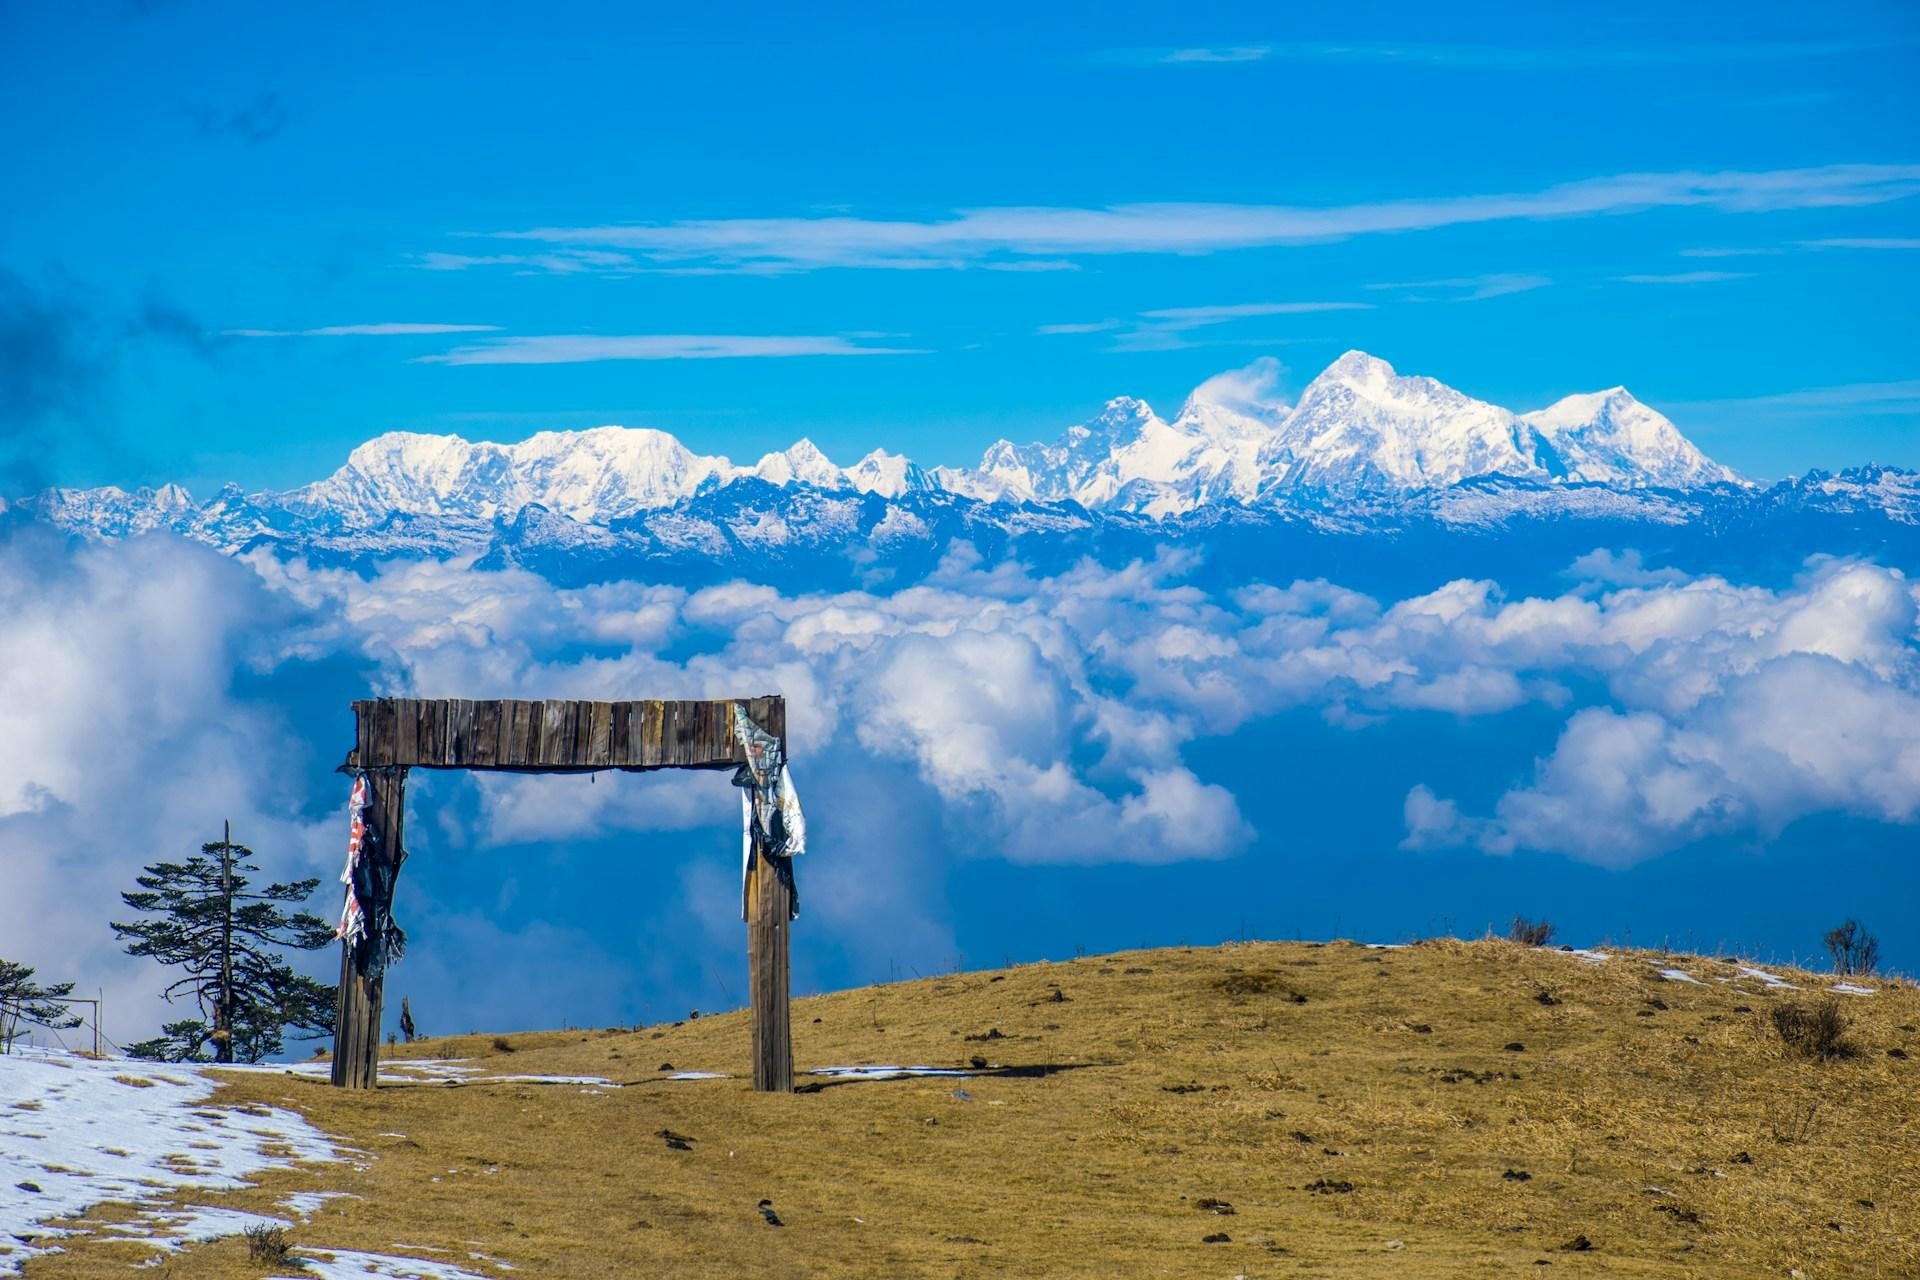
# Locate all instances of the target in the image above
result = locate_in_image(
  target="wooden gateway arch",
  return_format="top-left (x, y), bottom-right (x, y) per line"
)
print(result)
top-left (330, 695), bottom-right (799, 1092)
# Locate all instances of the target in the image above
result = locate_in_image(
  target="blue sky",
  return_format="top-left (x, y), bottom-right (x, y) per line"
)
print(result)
top-left (3, 0), bottom-right (1917, 495)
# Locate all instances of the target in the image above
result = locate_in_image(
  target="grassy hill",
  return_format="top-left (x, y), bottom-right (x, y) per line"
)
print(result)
top-left (23, 938), bottom-right (1920, 1278)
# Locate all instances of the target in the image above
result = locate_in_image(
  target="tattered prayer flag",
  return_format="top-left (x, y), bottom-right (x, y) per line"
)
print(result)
top-left (731, 702), bottom-right (806, 921)
top-left (336, 774), bottom-right (369, 945)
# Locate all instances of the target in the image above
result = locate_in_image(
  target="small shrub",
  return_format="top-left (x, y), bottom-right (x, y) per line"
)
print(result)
top-left (1508, 916), bottom-right (1555, 947)
top-left (491, 1035), bottom-right (515, 1053)
top-left (1771, 999), bottom-right (1855, 1061)
top-left (1216, 971), bottom-right (1290, 997)
top-left (1824, 919), bottom-right (1879, 977)
top-left (244, 1223), bottom-right (294, 1264)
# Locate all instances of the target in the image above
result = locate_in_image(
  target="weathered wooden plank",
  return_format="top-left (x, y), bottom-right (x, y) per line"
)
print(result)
top-left (472, 700), bottom-right (501, 768)
top-left (639, 700), bottom-right (664, 767)
top-left (538, 700), bottom-right (569, 766)
top-left (746, 835), bottom-right (794, 1092)
top-left (373, 700), bottom-right (399, 767)
top-left (395, 698), bottom-right (418, 764)
top-left (332, 766), bottom-right (405, 1089)
top-left (524, 700), bottom-right (543, 766)
top-left (349, 696), bottom-right (779, 769)
top-left (411, 700), bottom-right (432, 764)
top-left (569, 700), bottom-right (591, 764)
top-left (505, 701), bottom-right (532, 767)
top-left (586, 701), bottom-right (613, 767)
top-left (610, 702), bottom-right (632, 765)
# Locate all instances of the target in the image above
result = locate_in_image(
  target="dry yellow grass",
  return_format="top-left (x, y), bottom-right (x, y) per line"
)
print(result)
top-left (23, 939), bottom-right (1920, 1278)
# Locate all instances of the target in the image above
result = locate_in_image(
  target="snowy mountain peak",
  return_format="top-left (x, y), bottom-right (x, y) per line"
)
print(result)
top-left (1319, 348), bottom-right (1400, 389)
top-left (1523, 389), bottom-right (1742, 488)
top-left (284, 425), bottom-right (741, 524)
top-left (1094, 395), bottom-right (1156, 428)
top-left (1268, 351), bottom-right (1546, 493)
top-left (847, 448), bottom-right (934, 498)
top-left (754, 438), bottom-right (849, 489)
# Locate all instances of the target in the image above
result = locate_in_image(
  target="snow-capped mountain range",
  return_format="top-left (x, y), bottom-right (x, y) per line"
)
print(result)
top-left (6, 350), bottom-right (1914, 586)
top-left (294, 349), bottom-right (1734, 522)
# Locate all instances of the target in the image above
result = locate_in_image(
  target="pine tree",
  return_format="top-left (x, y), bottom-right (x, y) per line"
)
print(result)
top-left (112, 822), bottom-right (338, 1063)
top-left (0, 960), bottom-right (83, 1053)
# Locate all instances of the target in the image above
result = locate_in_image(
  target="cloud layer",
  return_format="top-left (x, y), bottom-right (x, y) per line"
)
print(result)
top-left (4, 530), bottom-right (1916, 1043)
top-left (255, 545), bottom-right (1919, 874)
top-left (467, 165), bottom-right (1920, 273)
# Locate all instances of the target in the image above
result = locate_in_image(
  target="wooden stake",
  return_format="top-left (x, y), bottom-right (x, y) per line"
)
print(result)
top-left (745, 837), bottom-right (794, 1093)
top-left (331, 768), bottom-right (406, 1089)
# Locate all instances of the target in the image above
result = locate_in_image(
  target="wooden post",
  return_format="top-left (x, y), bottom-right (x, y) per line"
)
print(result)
top-left (331, 767), bottom-right (406, 1089)
top-left (745, 835), bottom-right (793, 1093)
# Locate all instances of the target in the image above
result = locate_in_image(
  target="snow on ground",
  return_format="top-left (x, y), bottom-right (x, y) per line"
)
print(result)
top-left (129, 1203), bottom-right (293, 1252)
top-left (0, 1048), bottom-right (341, 1273)
top-left (277, 1247), bottom-right (490, 1279)
top-left (1735, 966), bottom-right (1799, 990)
top-left (808, 1065), bottom-right (977, 1080)
top-left (282, 1189), bottom-right (359, 1218)
top-left (1655, 967), bottom-right (1707, 985)
top-left (0, 1049), bottom-right (528, 1276)
top-left (222, 1058), bottom-right (614, 1088)
top-left (1544, 947), bottom-right (1880, 994)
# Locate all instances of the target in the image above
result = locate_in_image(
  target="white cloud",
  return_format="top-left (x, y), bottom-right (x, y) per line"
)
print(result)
top-left (1393, 560), bottom-right (1920, 862)
top-left (1049, 303), bottom-right (1366, 353)
top-left (1037, 320), bottom-right (1124, 336)
top-left (1137, 302), bottom-right (1372, 326)
top-left (1800, 237), bottom-right (1920, 250)
top-left (415, 334), bottom-right (925, 365)
top-left (223, 323), bottom-right (501, 337)
top-left (473, 165), bottom-right (1920, 272)
top-left (1187, 356), bottom-right (1288, 411)
top-left (1431, 657), bottom-right (1920, 866)
top-left (1364, 273), bottom-right (1551, 300)
top-left (413, 249), bottom-right (640, 274)
top-left (1158, 46), bottom-right (1274, 64)
top-left (0, 533), bottom-right (341, 1049)
top-left (1131, 39), bottom-right (1885, 70)
top-left (1660, 379), bottom-right (1920, 421)
top-left (1613, 270), bottom-right (1754, 285)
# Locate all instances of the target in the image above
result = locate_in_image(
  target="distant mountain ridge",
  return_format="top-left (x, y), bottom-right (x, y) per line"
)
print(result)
top-left (6, 350), bottom-right (1915, 590)
top-left (14, 350), bottom-right (1745, 525)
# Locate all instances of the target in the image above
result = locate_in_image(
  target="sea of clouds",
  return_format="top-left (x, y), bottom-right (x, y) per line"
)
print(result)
top-left (2, 528), bottom-right (1915, 1043)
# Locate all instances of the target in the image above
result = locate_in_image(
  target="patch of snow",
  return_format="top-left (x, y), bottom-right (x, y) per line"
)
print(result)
top-left (1735, 966), bottom-right (1798, 990)
top-left (1830, 982), bottom-right (1877, 996)
top-left (220, 1059), bottom-right (611, 1088)
top-left (808, 1065), bottom-right (976, 1080)
top-left (134, 1204), bottom-right (291, 1252)
top-left (1563, 948), bottom-right (1610, 964)
top-left (665, 1071), bottom-right (729, 1081)
top-left (1655, 967), bottom-right (1706, 985)
top-left (0, 1049), bottom-right (342, 1275)
top-left (281, 1190), bottom-right (357, 1219)
top-left (281, 1248), bottom-right (491, 1279)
